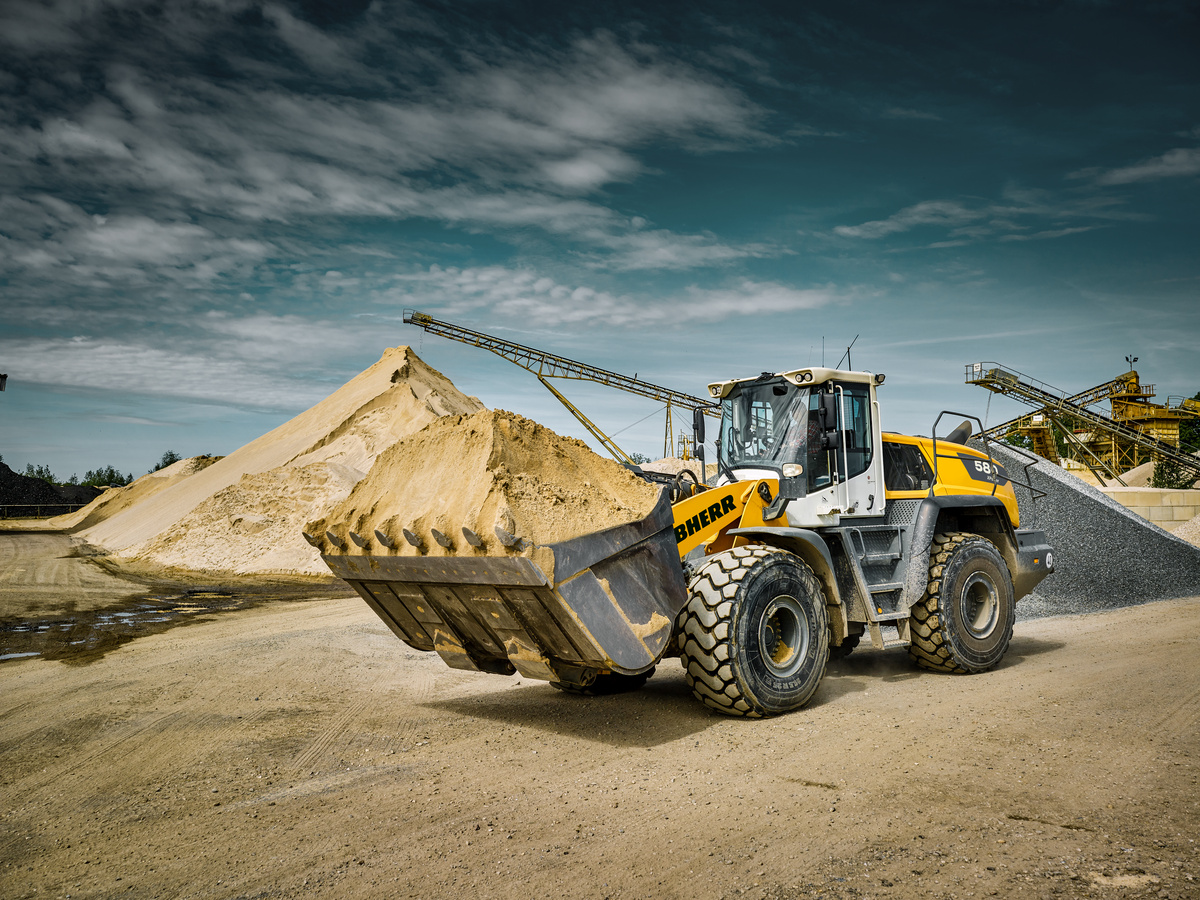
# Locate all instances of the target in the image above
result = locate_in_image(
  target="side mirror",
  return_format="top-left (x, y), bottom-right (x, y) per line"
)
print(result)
top-left (692, 406), bottom-right (706, 445)
top-left (819, 392), bottom-right (839, 449)
top-left (819, 392), bottom-right (838, 429)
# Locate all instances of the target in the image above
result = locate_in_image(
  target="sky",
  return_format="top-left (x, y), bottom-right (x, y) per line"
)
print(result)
top-left (2, 0), bottom-right (1198, 478)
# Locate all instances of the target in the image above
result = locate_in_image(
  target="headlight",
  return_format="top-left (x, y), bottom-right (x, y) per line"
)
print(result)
top-left (782, 464), bottom-right (804, 478)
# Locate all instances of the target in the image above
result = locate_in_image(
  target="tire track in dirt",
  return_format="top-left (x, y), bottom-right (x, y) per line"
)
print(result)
top-left (1150, 685), bottom-right (1200, 740)
top-left (289, 659), bottom-right (435, 774)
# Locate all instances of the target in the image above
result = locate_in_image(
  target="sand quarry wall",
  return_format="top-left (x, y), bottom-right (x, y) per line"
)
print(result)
top-left (80, 347), bottom-right (484, 576)
top-left (982, 443), bottom-right (1200, 617)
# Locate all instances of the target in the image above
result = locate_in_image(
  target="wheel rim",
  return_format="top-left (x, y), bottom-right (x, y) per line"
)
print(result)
top-left (758, 595), bottom-right (810, 678)
top-left (959, 572), bottom-right (1000, 640)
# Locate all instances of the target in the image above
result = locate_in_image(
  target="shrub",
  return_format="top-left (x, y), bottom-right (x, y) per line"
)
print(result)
top-left (152, 450), bottom-right (182, 472)
top-left (1150, 458), bottom-right (1197, 490)
top-left (24, 463), bottom-right (58, 484)
top-left (81, 466), bottom-right (133, 487)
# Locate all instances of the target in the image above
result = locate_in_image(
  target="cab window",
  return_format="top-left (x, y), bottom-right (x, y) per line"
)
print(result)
top-left (883, 441), bottom-right (933, 491)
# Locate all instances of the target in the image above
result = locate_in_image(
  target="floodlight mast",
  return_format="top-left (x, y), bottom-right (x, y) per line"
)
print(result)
top-left (402, 308), bottom-right (717, 465)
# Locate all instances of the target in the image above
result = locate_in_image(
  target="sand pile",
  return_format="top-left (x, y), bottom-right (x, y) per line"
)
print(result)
top-left (136, 463), bottom-right (366, 575)
top-left (1174, 512), bottom-right (1200, 548)
top-left (81, 347), bottom-right (483, 576)
top-left (309, 409), bottom-right (662, 558)
top-left (48, 456), bottom-right (219, 531)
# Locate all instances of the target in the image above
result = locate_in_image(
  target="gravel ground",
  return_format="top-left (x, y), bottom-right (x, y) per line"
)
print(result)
top-left (978, 442), bottom-right (1200, 620)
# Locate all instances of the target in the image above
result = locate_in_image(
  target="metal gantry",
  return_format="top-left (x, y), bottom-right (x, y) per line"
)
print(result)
top-left (967, 362), bottom-right (1200, 485)
top-left (403, 309), bottom-right (716, 463)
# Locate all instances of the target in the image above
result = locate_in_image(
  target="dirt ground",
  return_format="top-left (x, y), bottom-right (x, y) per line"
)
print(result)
top-left (1, 550), bottom-right (1198, 900)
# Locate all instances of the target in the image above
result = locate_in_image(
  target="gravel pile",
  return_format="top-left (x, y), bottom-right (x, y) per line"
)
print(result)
top-left (976, 442), bottom-right (1200, 619)
top-left (0, 462), bottom-right (102, 508)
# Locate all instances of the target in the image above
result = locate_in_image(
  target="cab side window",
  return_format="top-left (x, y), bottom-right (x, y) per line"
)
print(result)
top-left (883, 441), bottom-right (933, 491)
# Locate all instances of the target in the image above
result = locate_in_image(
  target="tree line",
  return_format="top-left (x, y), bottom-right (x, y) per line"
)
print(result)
top-left (1, 450), bottom-right (186, 488)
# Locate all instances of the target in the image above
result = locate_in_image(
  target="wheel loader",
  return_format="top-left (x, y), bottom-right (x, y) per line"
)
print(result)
top-left (316, 366), bottom-right (1054, 718)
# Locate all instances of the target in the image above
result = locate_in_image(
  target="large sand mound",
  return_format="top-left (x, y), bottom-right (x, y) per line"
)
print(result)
top-left (85, 347), bottom-right (483, 576)
top-left (48, 456), bottom-right (220, 531)
top-left (310, 409), bottom-right (661, 558)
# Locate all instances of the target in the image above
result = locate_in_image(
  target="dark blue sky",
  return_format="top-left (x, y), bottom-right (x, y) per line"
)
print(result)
top-left (2, 0), bottom-right (1198, 476)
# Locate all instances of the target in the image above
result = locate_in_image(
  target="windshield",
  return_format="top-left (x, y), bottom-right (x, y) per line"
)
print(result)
top-left (719, 381), bottom-right (810, 473)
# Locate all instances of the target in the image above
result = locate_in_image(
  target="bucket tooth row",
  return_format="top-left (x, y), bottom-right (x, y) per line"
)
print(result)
top-left (304, 521), bottom-right (531, 556)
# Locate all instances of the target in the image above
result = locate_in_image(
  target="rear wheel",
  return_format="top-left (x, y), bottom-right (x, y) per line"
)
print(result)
top-left (908, 532), bottom-right (1015, 673)
top-left (678, 545), bottom-right (829, 717)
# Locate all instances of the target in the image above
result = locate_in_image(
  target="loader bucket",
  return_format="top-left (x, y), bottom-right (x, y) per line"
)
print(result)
top-left (322, 491), bottom-right (687, 684)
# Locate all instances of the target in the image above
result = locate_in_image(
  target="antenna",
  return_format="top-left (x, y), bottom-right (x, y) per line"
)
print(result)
top-left (836, 335), bottom-right (859, 370)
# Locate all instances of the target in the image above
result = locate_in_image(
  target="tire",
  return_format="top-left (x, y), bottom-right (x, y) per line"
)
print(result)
top-left (908, 532), bottom-right (1015, 674)
top-left (677, 545), bottom-right (830, 717)
top-left (551, 668), bottom-right (655, 696)
top-left (829, 631), bottom-right (861, 661)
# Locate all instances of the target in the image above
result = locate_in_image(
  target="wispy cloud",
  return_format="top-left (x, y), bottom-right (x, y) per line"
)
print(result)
top-left (834, 200), bottom-right (979, 239)
top-left (381, 265), bottom-right (850, 327)
top-left (0, 312), bottom-right (379, 407)
top-left (1086, 146), bottom-right (1200, 186)
top-left (834, 188), bottom-right (1135, 245)
top-left (882, 107), bottom-right (942, 121)
top-left (0, 5), bottom-right (777, 319)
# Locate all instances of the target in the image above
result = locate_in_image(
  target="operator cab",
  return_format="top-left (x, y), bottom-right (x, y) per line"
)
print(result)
top-left (707, 368), bottom-right (886, 526)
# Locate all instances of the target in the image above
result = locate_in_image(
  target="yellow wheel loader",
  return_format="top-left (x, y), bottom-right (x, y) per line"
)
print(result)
top-left (317, 367), bottom-right (1054, 718)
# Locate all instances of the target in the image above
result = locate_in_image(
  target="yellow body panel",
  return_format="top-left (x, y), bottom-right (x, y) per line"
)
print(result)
top-left (670, 435), bottom-right (1020, 562)
top-left (882, 433), bottom-right (1019, 526)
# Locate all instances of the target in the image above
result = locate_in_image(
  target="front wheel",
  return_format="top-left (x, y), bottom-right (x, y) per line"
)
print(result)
top-left (677, 545), bottom-right (830, 717)
top-left (908, 532), bottom-right (1015, 673)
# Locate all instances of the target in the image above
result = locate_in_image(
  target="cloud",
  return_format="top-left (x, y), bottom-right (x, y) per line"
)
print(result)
top-left (382, 265), bottom-right (847, 327)
top-left (996, 225), bottom-right (1103, 242)
top-left (1090, 146), bottom-right (1200, 186)
top-left (0, 312), bottom-right (378, 407)
top-left (0, 8), bottom-right (776, 319)
top-left (834, 200), bottom-right (980, 238)
top-left (834, 188), bottom-right (1136, 245)
top-left (0, 336), bottom-right (325, 410)
top-left (882, 107), bottom-right (942, 121)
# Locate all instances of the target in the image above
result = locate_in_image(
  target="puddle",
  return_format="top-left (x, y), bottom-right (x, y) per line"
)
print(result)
top-left (0, 584), bottom-right (347, 665)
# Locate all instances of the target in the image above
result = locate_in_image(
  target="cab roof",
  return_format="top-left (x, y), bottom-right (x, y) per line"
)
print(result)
top-left (707, 367), bottom-right (882, 399)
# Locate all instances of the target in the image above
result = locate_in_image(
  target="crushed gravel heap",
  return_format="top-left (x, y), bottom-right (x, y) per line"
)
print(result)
top-left (84, 347), bottom-right (483, 577)
top-left (310, 409), bottom-right (662, 557)
top-left (978, 442), bottom-right (1200, 619)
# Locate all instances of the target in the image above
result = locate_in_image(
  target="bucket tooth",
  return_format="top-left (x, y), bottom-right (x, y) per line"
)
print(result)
top-left (431, 529), bottom-right (453, 549)
top-left (494, 526), bottom-right (522, 548)
top-left (325, 530), bottom-right (346, 550)
top-left (301, 531), bottom-right (321, 548)
top-left (349, 531), bottom-right (369, 549)
top-left (374, 530), bottom-right (396, 549)
top-left (462, 527), bottom-right (484, 548)
top-left (402, 529), bottom-right (424, 550)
